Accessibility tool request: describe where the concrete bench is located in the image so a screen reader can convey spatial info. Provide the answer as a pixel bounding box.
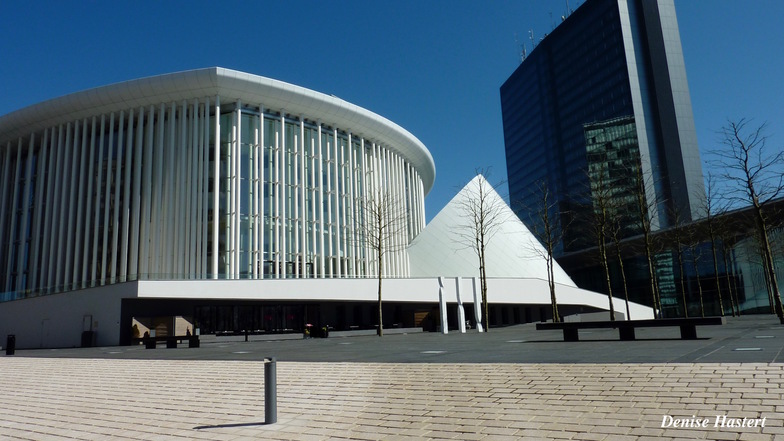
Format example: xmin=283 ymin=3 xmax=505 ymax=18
xmin=132 ymin=335 xmax=200 ymax=349
xmin=536 ymin=317 xmax=726 ymax=341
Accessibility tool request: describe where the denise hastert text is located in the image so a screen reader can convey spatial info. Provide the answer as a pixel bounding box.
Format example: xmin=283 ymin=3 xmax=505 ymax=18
xmin=661 ymin=415 xmax=766 ymax=429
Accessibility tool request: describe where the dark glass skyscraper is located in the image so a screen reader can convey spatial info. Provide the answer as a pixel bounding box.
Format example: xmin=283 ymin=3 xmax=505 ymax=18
xmin=501 ymin=0 xmax=704 ymax=255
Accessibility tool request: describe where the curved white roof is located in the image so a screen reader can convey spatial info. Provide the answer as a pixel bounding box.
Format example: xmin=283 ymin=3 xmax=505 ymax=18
xmin=0 ymin=67 xmax=435 ymax=193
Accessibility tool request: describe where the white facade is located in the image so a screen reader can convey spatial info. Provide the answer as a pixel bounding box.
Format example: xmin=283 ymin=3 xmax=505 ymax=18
xmin=0 ymin=277 xmax=652 ymax=349
xmin=0 ymin=68 xmax=434 ymax=298
xmin=0 ymin=69 xmax=654 ymax=349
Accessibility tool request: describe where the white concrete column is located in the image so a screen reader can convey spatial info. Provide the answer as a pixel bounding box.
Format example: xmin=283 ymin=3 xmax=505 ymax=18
xmin=14 ymin=133 xmax=34 ymax=292
xmin=456 ymin=277 xmax=466 ymax=333
xmin=473 ymin=277 xmax=484 ymax=332
xmin=53 ymin=123 xmax=73 ymax=289
xmin=29 ymin=129 xmax=49 ymax=292
xmin=293 ymin=125 xmax=300 ymax=278
xmin=0 ymin=142 xmax=12 ymax=290
xmin=333 ymin=130 xmax=341 ymax=277
xmin=279 ymin=115 xmax=286 ymax=278
xmin=111 ymin=113 xmax=126 ymax=284
xmin=317 ymin=122 xmax=325 ymax=278
xmin=150 ymin=104 xmax=165 ymax=279
xmin=212 ymin=97 xmax=221 ymax=279
xmin=81 ymin=115 xmax=98 ymax=288
xmin=40 ymin=129 xmax=58 ymax=291
xmin=339 ymin=138 xmax=349 ymax=277
xmin=128 ymin=107 xmax=145 ymax=281
xmin=64 ymin=121 xmax=83 ymax=288
xmin=273 ymin=128 xmax=280 ymax=279
xmin=70 ymin=118 xmax=88 ymax=289
xmin=177 ymin=101 xmax=189 ymax=277
xmin=80 ymin=117 xmax=97 ymax=287
xmin=92 ymin=115 xmax=107 ymax=285
xmin=232 ymin=102 xmax=241 ymax=278
xmin=360 ymin=139 xmax=369 ymax=276
xmin=258 ymin=106 xmax=271 ymax=279
xmin=325 ymin=136 xmax=333 ymax=278
xmin=438 ymin=277 xmax=448 ymax=334
xmin=119 ymin=109 xmax=135 ymax=283
xmin=252 ymin=111 xmax=260 ymax=279
xmin=201 ymin=100 xmax=211 ymax=277
xmin=99 ymin=113 xmax=115 ymax=285
xmin=4 ymin=139 xmax=23 ymax=292
xmin=139 ymin=106 xmax=155 ymax=279
xmin=71 ymin=119 xmax=88 ymax=287
xmin=309 ymin=135 xmax=317 ymax=277
xmin=347 ymin=134 xmax=357 ymax=278
xmin=190 ymin=100 xmax=200 ymax=277
xmin=299 ymin=118 xmax=307 ymax=278
xmin=165 ymin=103 xmax=177 ymax=278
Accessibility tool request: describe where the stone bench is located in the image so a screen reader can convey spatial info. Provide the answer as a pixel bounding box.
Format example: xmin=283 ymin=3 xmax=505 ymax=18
xmin=132 ymin=335 xmax=200 ymax=349
xmin=536 ymin=317 xmax=726 ymax=341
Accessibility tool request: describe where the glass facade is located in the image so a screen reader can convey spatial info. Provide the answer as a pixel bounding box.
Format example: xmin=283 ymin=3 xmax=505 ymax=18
xmin=0 ymin=97 xmax=427 ymax=301
xmin=584 ymin=116 xmax=644 ymax=242
xmin=501 ymin=0 xmax=704 ymax=256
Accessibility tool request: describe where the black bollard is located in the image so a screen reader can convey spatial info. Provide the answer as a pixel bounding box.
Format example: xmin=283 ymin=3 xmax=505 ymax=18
xmin=6 ymin=335 xmax=15 ymax=356
xmin=264 ymin=357 xmax=277 ymax=424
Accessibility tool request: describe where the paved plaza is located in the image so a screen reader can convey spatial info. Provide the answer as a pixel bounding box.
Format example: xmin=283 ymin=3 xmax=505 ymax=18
xmin=2 ymin=315 xmax=784 ymax=440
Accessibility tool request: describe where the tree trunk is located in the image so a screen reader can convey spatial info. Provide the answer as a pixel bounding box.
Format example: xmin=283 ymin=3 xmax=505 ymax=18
xmin=710 ymin=233 xmax=725 ymax=317
xmin=481 ymin=256 xmax=489 ymax=331
xmin=599 ymin=235 xmax=615 ymax=320
xmin=691 ymin=251 xmax=705 ymax=317
xmin=613 ymin=237 xmax=631 ymax=320
xmin=643 ymin=236 xmax=660 ymax=318
xmin=723 ymin=247 xmax=740 ymax=316
xmin=677 ymin=246 xmax=688 ymax=318
xmin=377 ymin=260 xmax=383 ymax=337
xmin=756 ymin=207 xmax=784 ymax=323
xmin=549 ymin=254 xmax=560 ymax=322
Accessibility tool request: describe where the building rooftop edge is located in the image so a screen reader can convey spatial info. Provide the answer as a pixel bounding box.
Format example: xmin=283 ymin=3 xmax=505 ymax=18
xmin=0 ymin=67 xmax=435 ymax=194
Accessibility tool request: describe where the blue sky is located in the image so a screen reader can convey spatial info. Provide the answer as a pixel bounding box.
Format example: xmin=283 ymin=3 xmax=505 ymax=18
xmin=1 ymin=0 xmax=782 ymax=221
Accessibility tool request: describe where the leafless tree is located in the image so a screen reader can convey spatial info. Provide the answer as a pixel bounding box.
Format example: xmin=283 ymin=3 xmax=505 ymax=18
xmin=526 ymin=180 xmax=569 ymax=323
xmin=719 ymin=229 xmax=741 ymax=316
xmin=688 ymin=231 xmax=706 ymax=318
xmin=669 ymin=205 xmax=690 ymax=318
xmin=453 ymin=170 xmax=508 ymax=331
xmin=701 ymin=173 xmax=727 ymax=316
xmin=608 ymin=214 xmax=632 ymax=320
xmin=629 ymin=160 xmax=662 ymax=318
xmin=712 ymin=119 xmax=784 ymax=323
xmin=586 ymin=162 xmax=616 ymax=320
xmin=358 ymin=190 xmax=409 ymax=336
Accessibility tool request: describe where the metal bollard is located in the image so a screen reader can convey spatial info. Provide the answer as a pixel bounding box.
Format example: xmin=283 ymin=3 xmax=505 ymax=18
xmin=264 ymin=357 xmax=277 ymax=424
xmin=6 ymin=335 xmax=15 ymax=356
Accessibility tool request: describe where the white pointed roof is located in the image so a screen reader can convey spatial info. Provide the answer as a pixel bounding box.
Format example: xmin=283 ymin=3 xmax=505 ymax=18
xmin=408 ymin=175 xmax=575 ymax=285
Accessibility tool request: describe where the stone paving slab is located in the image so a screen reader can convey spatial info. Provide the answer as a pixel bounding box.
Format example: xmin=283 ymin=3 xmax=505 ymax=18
xmin=1 ymin=358 xmax=782 ymax=440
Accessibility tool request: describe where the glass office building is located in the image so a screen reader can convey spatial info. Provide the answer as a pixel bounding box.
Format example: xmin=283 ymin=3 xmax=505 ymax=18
xmin=501 ymin=0 xmax=705 ymax=254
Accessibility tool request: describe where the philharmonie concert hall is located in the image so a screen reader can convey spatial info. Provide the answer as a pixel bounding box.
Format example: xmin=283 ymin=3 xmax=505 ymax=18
xmin=0 ymin=68 xmax=650 ymax=348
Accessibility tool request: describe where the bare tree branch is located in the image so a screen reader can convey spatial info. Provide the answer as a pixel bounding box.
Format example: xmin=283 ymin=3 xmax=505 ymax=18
xmin=709 ymin=119 xmax=784 ymax=323
xmin=524 ymin=180 xmax=568 ymax=322
xmin=453 ymin=169 xmax=508 ymax=331
xmin=356 ymin=190 xmax=409 ymax=336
